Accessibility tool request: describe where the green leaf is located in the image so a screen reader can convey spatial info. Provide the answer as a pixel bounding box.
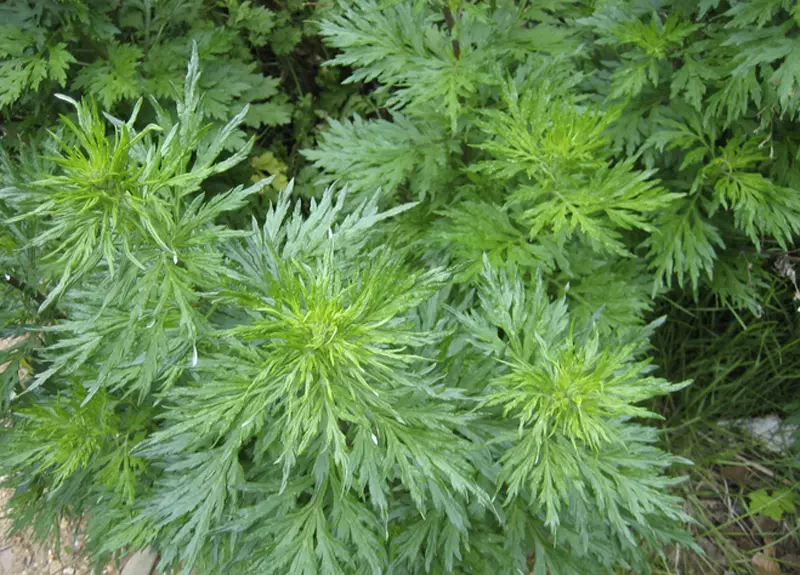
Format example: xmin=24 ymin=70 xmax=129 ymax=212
xmin=303 ymin=113 xmax=457 ymax=203
xmin=226 ymin=0 xmax=276 ymax=47
xmin=244 ymin=100 xmax=293 ymax=127
xmin=47 ymin=42 xmax=76 ymax=86
xmin=748 ymin=488 xmax=800 ymax=521
xmin=670 ymin=56 xmax=719 ymax=110
xmin=769 ymin=42 xmax=800 ymax=114
xmin=644 ymin=206 xmax=725 ymax=294
xmin=512 ymin=161 xmax=681 ymax=256
xmin=73 ymin=43 xmax=143 ymax=108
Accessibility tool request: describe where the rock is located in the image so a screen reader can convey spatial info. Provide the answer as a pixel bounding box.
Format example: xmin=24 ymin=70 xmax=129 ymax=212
xmin=718 ymin=415 xmax=798 ymax=454
xmin=121 ymin=550 xmax=158 ymax=575
xmin=0 ymin=548 xmax=14 ymax=574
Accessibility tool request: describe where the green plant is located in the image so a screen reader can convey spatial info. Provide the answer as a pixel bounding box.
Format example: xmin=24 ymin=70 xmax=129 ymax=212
xmin=3 ymin=0 xmax=800 ymax=573
xmin=309 ymin=0 xmax=800 ymax=314
xmin=302 ymin=0 xmax=800 ymax=568
xmin=0 ymin=43 xmax=697 ymax=575
xmin=0 ymin=0 xmax=318 ymax=149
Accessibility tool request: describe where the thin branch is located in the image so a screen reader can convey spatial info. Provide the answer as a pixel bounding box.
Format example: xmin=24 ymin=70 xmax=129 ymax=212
xmin=3 ymin=273 xmax=65 ymax=318
xmin=443 ymin=6 xmax=461 ymax=60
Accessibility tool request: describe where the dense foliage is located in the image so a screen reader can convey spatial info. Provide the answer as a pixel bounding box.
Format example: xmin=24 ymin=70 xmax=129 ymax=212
xmin=1 ymin=1 xmax=799 ymax=574
xmin=0 ymin=0 xmax=309 ymax=143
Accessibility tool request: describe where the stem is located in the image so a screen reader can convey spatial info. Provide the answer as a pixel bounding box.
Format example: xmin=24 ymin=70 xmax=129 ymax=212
xmin=443 ymin=6 xmax=461 ymax=60
xmin=3 ymin=273 xmax=65 ymax=318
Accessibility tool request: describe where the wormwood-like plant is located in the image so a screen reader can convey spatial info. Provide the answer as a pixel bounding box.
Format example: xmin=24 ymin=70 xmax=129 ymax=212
xmin=297 ymin=0 xmax=800 ymax=569
xmin=1 ymin=45 xmax=269 ymax=546
xmin=0 ymin=39 xmax=698 ymax=575
xmin=0 ymin=0 xmax=308 ymax=149
xmin=307 ymin=0 xmax=800 ymax=320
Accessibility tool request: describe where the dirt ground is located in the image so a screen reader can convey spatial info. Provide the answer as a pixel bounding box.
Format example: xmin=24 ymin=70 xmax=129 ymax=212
xmin=0 ymin=488 xmax=121 ymax=575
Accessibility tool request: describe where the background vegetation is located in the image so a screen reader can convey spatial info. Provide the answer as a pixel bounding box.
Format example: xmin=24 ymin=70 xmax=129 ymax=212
xmin=1 ymin=0 xmax=799 ymax=573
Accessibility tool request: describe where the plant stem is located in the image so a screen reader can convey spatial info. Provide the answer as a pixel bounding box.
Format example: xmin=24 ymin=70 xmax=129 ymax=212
xmin=443 ymin=6 xmax=461 ymax=60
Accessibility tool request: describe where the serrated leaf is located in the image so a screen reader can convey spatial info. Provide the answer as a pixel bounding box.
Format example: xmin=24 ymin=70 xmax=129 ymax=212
xmin=73 ymin=43 xmax=143 ymax=108
xmin=245 ymin=100 xmax=293 ymax=127
xmin=47 ymin=42 xmax=76 ymax=86
xmin=671 ymin=56 xmax=719 ymax=110
xmin=644 ymin=206 xmax=725 ymax=294
xmin=748 ymin=488 xmax=800 ymax=521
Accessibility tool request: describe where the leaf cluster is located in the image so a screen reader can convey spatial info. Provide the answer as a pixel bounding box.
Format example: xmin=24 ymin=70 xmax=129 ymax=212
xmin=6 ymin=1 xmax=800 ymax=574
xmin=0 ymin=0 xmax=321 ymax=151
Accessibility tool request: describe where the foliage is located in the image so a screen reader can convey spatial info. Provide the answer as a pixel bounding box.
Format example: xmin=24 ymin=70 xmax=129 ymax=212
xmin=0 ymin=0 xmax=324 ymax=151
xmin=309 ymin=0 xmax=800 ymax=317
xmin=2 ymin=0 xmax=800 ymax=574
xmin=748 ymin=488 xmax=800 ymax=522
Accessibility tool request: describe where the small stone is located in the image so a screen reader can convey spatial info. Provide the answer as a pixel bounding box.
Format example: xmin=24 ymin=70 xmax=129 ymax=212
xmin=0 ymin=548 xmax=15 ymax=573
xmin=63 ymin=568 xmax=75 ymax=575
xmin=121 ymin=550 xmax=159 ymax=575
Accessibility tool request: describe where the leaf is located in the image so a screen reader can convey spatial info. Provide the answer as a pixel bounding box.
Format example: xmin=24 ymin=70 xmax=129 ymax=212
xmin=73 ymin=43 xmax=143 ymax=108
xmin=748 ymin=488 xmax=800 ymax=522
xmin=0 ymin=25 xmax=32 ymax=59
xmin=609 ymin=60 xmax=651 ymax=100
xmin=697 ymin=0 xmax=722 ymax=19
xmin=47 ymin=42 xmax=76 ymax=87
xmin=473 ymin=77 xmax=613 ymax=180
xmin=227 ymin=0 xmax=276 ymax=47
xmin=302 ymin=113 xmax=456 ymax=203
xmin=769 ymin=42 xmax=800 ymax=114
xmin=435 ymin=201 xmax=557 ymax=281
xmin=513 ymin=161 xmax=681 ymax=257
xmin=319 ymin=0 xmax=501 ymax=131
xmin=244 ymin=100 xmax=293 ymax=127
xmin=251 ymin=151 xmax=289 ymax=190
xmin=706 ymin=138 xmax=800 ymax=250
xmin=752 ymin=552 xmax=781 ymax=575
xmin=644 ymin=207 xmax=725 ymax=294
xmin=670 ymin=56 xmax=719 ymax=110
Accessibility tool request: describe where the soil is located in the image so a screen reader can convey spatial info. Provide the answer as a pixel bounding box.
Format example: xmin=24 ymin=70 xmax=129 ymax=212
xmin=0 ymin=488 xmax=121 ymax=575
